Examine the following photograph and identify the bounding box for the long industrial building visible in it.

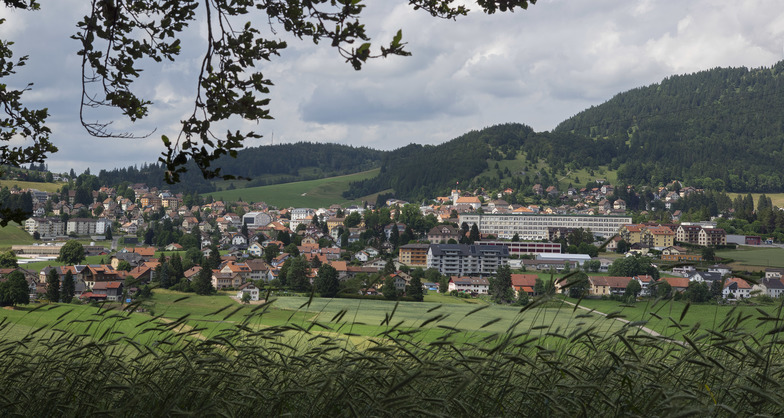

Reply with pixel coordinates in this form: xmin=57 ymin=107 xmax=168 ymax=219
xmin=458 ymin=213 xmax=632 ymax=240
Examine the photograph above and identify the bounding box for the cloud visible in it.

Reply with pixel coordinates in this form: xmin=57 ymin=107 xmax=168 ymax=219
xmin=2 ymin=0 xmax=784 ymax=174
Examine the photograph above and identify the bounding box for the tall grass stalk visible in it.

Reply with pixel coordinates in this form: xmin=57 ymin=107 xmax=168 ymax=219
xmin=1 ymin=293 xmax=784 ymax=416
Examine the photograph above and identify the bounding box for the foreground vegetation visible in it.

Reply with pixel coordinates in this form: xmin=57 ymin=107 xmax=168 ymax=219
xmin=2 ymin=289 xmax=784 ymax=415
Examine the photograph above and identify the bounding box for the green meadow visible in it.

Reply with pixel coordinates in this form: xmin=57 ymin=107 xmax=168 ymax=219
xmin=0 ymin=223 xmax=35 ymax=251
xmin=0 ymin=179 xmax=65 ymax=193
xmin=717 ymin=246 xmax=784 ymax=269
xmin=204 ymin=169 xmax=380 ymax=207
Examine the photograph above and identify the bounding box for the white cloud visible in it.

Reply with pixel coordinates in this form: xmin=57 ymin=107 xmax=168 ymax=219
xmin=2 ymin=0 xmax=784 ymax=174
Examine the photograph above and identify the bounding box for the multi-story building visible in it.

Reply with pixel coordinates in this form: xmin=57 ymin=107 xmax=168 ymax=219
xmin=676 ymin=224 xmax=701 ymax=244
xmin=427 ymin=244 xmax=509 ymax=276
xmin=641 ymin=225 xmax=675 ymax=248
xmin=458 ymin=213 xmax=631 ymax=241
xmin=24 ymin=217 xmax=65 ymax=237
xmin=476 ymin=240 xmax=561 ymax=256
xmin=398 ymin=243 xmax=430 ymax=267
xmin=698 ymin=228 xmax=727 ymax=246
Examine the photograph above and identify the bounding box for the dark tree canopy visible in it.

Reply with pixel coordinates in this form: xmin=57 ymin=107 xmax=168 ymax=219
xmin=57 ymin=241 xmax=86 ymax=265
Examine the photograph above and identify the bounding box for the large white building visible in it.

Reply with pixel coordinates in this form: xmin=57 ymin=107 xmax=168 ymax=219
xmin=427 ymin=244 xmax=509 ymax=277
xmin=458 ymin=213 xmax=632 ymax=241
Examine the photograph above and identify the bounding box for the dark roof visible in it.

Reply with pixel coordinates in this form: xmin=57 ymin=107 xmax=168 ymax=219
xmin=429 ymin=244 xmax=509 ymax=257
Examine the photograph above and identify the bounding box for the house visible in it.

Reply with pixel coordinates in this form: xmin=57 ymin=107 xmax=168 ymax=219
xmin=91 ymin=281 xmax=124 ymax=301
xmin=447 ymin=276 xmax=490 ymax=294
xmin=354 ymin=251 xmax=369 ymax=262
xmin=427 ymin=225 xmax=460 ymax=244
xmin=688 ymin=271 xmax=723 ymax=284
xmin=247 ymin=242 xmax=264 ymax=257
xmin=237 ymin=282 xmax=261 ymax=301
xmin=661 ymin=246 xmax=702 ymax=262
xmin=752 ymin=278 xmax=784 ymax=298
xmin=511 ymin=273 xmax=537 ymax=296
xmin=389 ymin=272 xmax=412 ymax=293
xmin=164 ymin=243 xmax=183 ymax=251
xmin=634 ymin=275 xmax=655 ymax=296
xmin=708 ymin=264 xmax=732 ymax=277
xmin=661 ymin=276 xmax=690 ymax=293
xmin=588 ymin=276 xmax=632 ymax=296
xmin=723 ymin=277 xmax=751 ymax=300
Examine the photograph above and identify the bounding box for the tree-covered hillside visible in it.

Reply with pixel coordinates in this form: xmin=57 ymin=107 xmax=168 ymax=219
xmin=98 ymin=143 xmax=383 ymax=193
xmin=556 ymin=61 xmax=784 ymax=192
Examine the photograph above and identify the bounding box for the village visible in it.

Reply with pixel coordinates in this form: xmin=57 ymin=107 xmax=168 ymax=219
xmin=2 ymin=177 xmax=780 ymax=308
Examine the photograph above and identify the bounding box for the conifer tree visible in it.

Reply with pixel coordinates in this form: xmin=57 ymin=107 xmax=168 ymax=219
xmin=46 ymin=268 xmax=60 ymax=302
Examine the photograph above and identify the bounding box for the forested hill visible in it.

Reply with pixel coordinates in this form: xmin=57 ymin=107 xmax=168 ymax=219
xmin=555 ymin=61 xmax=784 ymax=192
xmin=342 ymin=123 xmax=619 ymax=201
xmin=98 ymin=143 xmax=383 ymax=193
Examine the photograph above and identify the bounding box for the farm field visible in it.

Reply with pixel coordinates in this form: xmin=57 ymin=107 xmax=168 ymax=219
xmin=204 ymin=169 xmax=380 ymax=208
xmin=716 ymin=246 xmax=784 ymax=269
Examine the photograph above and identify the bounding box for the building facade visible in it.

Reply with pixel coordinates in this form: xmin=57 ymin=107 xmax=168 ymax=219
xmin=459 ymin=213 xmax=631 ymax=241
xmin=427 ymin=244 xmax=509 ymax=276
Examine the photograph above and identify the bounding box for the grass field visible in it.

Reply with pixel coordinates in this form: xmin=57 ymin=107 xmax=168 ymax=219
xmin=0 ymin=223 xmax=35 ymax=251
xmin=716 ymin=246 xmax=784 ymax=269
xmin=563 ymin=296 xmax=779 ymax=339
xmin=4 ymin=290 xmax=784 ymax=415
xmin=18 ymin=255 xmax=108 ymax=271
xmin=0 ymin=179 xmax=65 ymax=193
xmin=204 ymin=169 xmax=380 ymax=207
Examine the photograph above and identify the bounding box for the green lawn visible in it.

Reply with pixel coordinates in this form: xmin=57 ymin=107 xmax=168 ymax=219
xmin=0 ymin=223 xmax=35 ymax=251
xmin=716 ymin=246 xmax=784 ymax=269
xmin=204 ymin=169 xmax=380 ymax=207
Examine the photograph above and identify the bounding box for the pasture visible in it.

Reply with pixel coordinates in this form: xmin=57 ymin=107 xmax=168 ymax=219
xmin=204 ymin=169 xmax=380 ymax=207
xmin=717 ymin=246 xmax=784 ymax=269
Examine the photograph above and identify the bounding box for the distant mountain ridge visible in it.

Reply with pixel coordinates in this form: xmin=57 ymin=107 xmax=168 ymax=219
xmin=100 ymin=60 xmax=784 ymax=198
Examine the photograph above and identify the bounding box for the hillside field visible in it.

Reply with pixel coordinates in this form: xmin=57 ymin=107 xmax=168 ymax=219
xmin=0 ymin=179 xmax=64 ymax=193
xmin=204 ymin=169 xmax=380 ymax=207
xmin=0 ymin=223 xmax=35 ymax=251
xmin=728 ymin=192 xmax=784 ymax=208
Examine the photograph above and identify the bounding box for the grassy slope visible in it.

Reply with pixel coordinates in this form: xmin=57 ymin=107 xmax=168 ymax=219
xmin=0 ymin=223 xmax=35 ymax=251
xmin=0 ymin=180 xmax=65 ymax=193
xmin=204 ymin=169 xmax=380 ymax=207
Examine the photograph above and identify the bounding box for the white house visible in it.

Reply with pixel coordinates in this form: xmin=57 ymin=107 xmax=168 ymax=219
xmin=447 ymin=276 xmax=489 ymax=295
xmin=237 ymin=283 xmax=260 ymax=301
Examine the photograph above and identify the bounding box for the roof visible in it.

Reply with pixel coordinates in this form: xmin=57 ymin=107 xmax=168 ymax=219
xmin=589 ymin=276 xmax=632 ymax=288
xmin=449 ymin=276 xmax=490 ymax=286
xmin=724 ymin=277 xmax=751 ymax=289
xmin=511 ymin=274 xmax=538 ymax=288
xmin=662 ymin=276 xmax=690 ymax=288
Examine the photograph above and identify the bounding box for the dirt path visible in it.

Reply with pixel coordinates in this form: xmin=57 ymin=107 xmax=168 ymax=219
xmin=562 ymin=300 xmax=686 ymax=346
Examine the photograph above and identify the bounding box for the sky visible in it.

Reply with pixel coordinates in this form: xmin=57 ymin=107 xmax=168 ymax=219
xmin=2 ymin=0 xmax=784 ymax=175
